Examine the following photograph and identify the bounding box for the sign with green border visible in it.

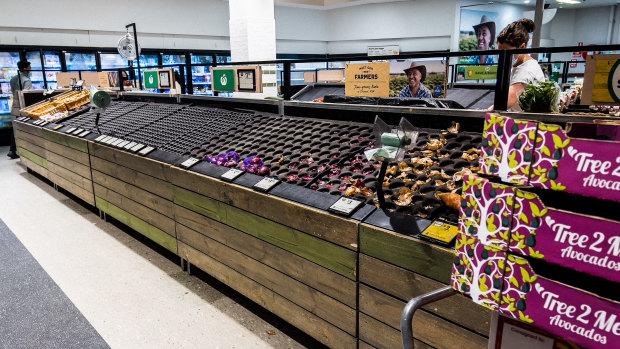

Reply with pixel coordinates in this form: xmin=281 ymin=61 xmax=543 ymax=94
xmin=143 ymin=71 xmax=159 ymax=88
xmin=464 ymin=66 xmax=497 ymax=80
xmin=212 ymin=69 xmax=236 ymax=91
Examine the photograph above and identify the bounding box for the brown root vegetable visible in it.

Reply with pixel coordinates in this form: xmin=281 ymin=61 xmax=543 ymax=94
xmin=437 ymin=192 xmax=462 ymax=211
xmin=448 ymin=121 xmax=460 ymax=134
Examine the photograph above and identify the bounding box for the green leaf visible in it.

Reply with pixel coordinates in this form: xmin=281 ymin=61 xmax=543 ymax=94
xmin=519 ymin=212 xmax=529 ymax=224
xmin=541 ymin=146 xmax=551 ymax=157
xmin=530 ymin=202 xmax=541 ymax=217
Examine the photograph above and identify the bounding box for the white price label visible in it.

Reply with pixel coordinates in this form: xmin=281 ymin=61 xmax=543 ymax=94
xmin=116 ymin=140 xmax=130 ymax=148
xmin=105 ymin=137 xmax=118 ymax=145
xmin=329 ymin=197 xmax=363 ymax=216
xmin=254 ymin=177 xmax=280 ymax=192
xmin=78 ymin=130 xmax=91 ymax=138
xmin=39 ymin=121 xmax=49 ymax=127
xmin=110 ymin=138 xmax=124 ymax=146
xmin=221 ymin=168 xmax=244 ymax=181
xmin=181 ymin=157 xmax=200 ymax=169
xmin=138 ymin=146 xmax=155 ymax=156
xmin=123 ymin=141 xmax=138 ymax=150
xmin=72 ymin=128 xmax=84 ymax=135
xmin=131 ymin=144 xmax=145 ymax=152
xmin=65 ymin=127 xmax=77 ymax=134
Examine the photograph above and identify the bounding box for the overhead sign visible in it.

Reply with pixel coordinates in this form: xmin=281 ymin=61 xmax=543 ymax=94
xmin=464 ymin=66 xmax=497 ymax=80
xmin=345 ymin=62 xmax=390 ymax=97
xmin=582 ymin=54 xmax=620 ymax=105
xmin=368 ymin=45 xmax=400 ymax=57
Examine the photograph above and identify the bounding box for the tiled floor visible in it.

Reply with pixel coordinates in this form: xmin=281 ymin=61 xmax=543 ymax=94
xmin=0 ymin=145 xmax=313 ymax=349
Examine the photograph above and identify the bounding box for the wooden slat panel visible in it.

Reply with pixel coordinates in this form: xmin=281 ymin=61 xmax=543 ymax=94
xmin=360 ymin=224 xmax=453 ymax=284
xmin=175 ymin=205 xmax=356 ymax=308
xmin=13 ymin=122 xmax=43 ymax=137
xmin=48 ymin=163 xmax=93 ymax=192
xmin=174 ymin=186 xmax=357 ymax=280
xmin=93 ymin=170 xmax=174 ymax=219
xmin=47 ymin=152 xmax=91 ymax=179
xmin=14 ymin=130 xmax=46 ymax=148
xmin=94 ymin=184 xmax=175 ymax=236
xmin=179 ymin=243 xmax=356 ymax=349
xmin=177 ymin=224 xmax=356 ymax=335
xmin=359 ymin=313 xmax=433 ymax=349
xmin=16 ymin=147 xmax=47 ymax=169
xmin=96 ymin=197 xmax=177 ymax=254
xmin=359 ymin=284 xmax=488 ymax=349
xmin=42 ymin=129 xmax=88 ymax=153
xmin=20 ymin=156 xmax=49 ymax=179
xmin=15 ymin=139 xmax=46 ymax=159
xmin=90 ymin=156 xmax=173 ymax=200
xmin=48 ymin=173 xmax=95 ymax=206
xmin=168 ymin=166 xmax=358 ymax=250
xmin=45 ymin=140 xmax=90 ymax=165
xmin=359 ymin=341 xmax=378 ymax=349
xmin=360 ymin=254 xmax=491 ymax=335
xmin=89 ymin=142 xmax=169 ymax=181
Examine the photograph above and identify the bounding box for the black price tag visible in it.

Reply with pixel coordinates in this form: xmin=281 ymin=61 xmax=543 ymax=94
xmin=53 ymin=124 xmax=64 ymax=130
xmin=328 ymin=197 xmax=364 ymax=217
xmin=65 ymin=127 xmax=77 ymax=134
xmin=220 ymin=168 xmax=244 ymax=182
xmin=78 ymin=130 xmax=91 ymax=138
xmin=95 ymin=135 xmax=107 ymax=142
xmin=123 ymin=141 xmax=138 ymax=150
xmin=138 ymin=146 xmax=155 ymax=156
xmin=253 ymin=177 xmax=280 ymax=192
xmin=180 ymin=157 xmax=200 ymax=169
xmin=130 ymin=144 xmax=145 ymax=153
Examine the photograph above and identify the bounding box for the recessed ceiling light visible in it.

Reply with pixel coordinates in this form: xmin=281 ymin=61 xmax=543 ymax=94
xmin=556 ymin=0 xmax=580 ymax=4
xmin=524 ymin=0 xmax=530 ymax=3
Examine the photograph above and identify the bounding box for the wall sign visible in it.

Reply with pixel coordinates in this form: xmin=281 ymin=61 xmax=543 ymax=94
xmin=144 ymin=71 xmax=159 ymax=89
xmin=143 ymin=69 xmax=175 ymax=89
xmin=367 ymin=45 xmax=400 ymax=57
xmin=345 ymin=62 xmax=390 ymax=97
xmin=212 ymin=69 xmax=236 ymax=92
xmin=464 ymin=66 xmax=497 ymax=80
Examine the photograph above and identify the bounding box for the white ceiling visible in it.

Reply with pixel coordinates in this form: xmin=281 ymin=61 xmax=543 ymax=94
xmin=484 ymin=0 xmax=619 ymax=9
xmin=273 ymin=0 xmax=620 ymax=9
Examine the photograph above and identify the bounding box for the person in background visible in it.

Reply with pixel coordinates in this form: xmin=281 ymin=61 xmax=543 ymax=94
xmin=493 ymin=19 xmax=545 ymax=111
xmin=7 ymin=60 xmax=32 ymax=159
xmin=472 ymin=15 xmax=496 ymax=64
xmin=399 ymin=62 xmax=432 ymax=99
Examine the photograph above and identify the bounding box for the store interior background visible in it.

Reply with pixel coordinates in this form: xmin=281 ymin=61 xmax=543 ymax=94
xmin=2 ymin=0 xmax=618 ymax=58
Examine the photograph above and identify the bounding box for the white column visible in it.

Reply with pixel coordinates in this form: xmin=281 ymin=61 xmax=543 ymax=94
xmin=229 ymin=0 xmax=277 ymax=98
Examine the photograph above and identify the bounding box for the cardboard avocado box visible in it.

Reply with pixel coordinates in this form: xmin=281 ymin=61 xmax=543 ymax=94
xmin=459 ymin=174 xmax=620 ymax=284
xmin=451 ymin=231 xmax=620 ymax=349
xmin=480 ymin=113 xmax=620 ymax=203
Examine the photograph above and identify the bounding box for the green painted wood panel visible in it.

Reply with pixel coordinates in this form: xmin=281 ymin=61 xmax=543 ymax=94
xmin=174 ymin=186 xmax=357 ymax=280
xmin=96 ymin=197 xmax=177 ymax=254
xmin=359 ymin=224 xmax=453 ymax=284
xmin=42 ymin=129 xmax=88 ymax=153
xmin=17 ymin=147 xmax=48 ymax=169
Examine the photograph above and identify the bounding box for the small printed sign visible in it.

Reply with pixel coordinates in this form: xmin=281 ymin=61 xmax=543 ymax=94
xmin=110 ymin=139 xmax=124 ymax=147
xmin=130 ymin=144 xmax=145 ymax=152
xmin=138 ymin=146 xmax=155 ymax=156
xmin=367 ymin=45 xmax=400 ymax=57
xmin=144 ymin=71 xmax=159 ymax=89
xmin=53 ymin=124 xmax=64 ymax=130
xmin=220 ymin=168 xmax=244 ymax=182
xmin=421 ymin=220 xmax=458 ymax=246
xmin=464 ymin=66 xmax=497 ymax=80
xmin=104 ymin=137 xmax=118 ymax=145
xmin=78 ymin=130 xmax=91 ymax=138
xmin=345 ymin=62 xmax=390 ymax=97
xmin=253 ymin=177 xmax=280 ymax=192
xmin=212 ymin=69 xmax=236 ymax=91
xmin=123 ymin=141 xmax=138 ymax=150
xmin=116 ymin=140 xmax=130 ymax=148
xmin=180 ymin=157 xmax=200 ymax=169
xmin=65 ymin=127 xmax=77 ymax=134
xmin=71 ymin=128 xmax=84 ymax=135
xmin=328 ymin=197 xmax=364 ymax=216
xmin=39 ymin=121 xmax=49 ymax=127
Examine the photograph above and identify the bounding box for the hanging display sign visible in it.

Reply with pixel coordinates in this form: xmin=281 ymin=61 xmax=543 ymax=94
xmin=344 ymin=62 xmax=390 ymax=97
xmin=582 ymin=54 xmax=620 ymax=105
xmin=117 ymin=33 xmax=140 ymax=60
xmin=367 ymin=45 xmax=400 ymax=57
xmin=143 ymin=69 xmax=175 ymax=89
xmin=464 ymin=66 xmax=497 ymax=80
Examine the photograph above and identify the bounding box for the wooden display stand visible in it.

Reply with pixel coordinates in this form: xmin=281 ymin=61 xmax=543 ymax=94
xmin=358 ymin=223 xmax=492 ymax=349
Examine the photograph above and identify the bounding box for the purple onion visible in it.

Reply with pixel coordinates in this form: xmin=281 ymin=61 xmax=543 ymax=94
xmin=258 ymin=166 xmax=271 ymax=176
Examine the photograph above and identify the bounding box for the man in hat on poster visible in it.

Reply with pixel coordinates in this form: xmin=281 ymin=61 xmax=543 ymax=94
xmin=471 ymin=15 xmax=496 ymax=64
xmin=399 ymin=62 xmax=432 ymax=98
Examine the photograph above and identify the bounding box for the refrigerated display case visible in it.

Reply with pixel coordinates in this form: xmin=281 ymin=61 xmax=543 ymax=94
xmin=191 ymin=54 xmax=213 ymax=95
xmin=65 ymin=52 xmax=96 ymax=71
xmin=100 ymin=53 xmax=129 ymax=69
xmin=25 ymin=51 xmax=45 ymax=90
xmin=0 ymin=51 xmax=20 ymax=128
xmin=43 ymin=52 xmax=62 ymax=89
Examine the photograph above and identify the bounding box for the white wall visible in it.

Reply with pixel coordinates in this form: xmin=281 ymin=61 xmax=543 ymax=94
xmin=325 ymin=0 xmax=457 ymax=54
xmin=274 ymin=6 xmax=329 ymax=53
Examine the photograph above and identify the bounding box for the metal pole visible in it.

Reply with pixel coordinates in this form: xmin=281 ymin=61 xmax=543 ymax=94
xmin=283 ymin=61 xmax=292 ymax=100
xmin=126 ymin=23 xmax=143 ymax=90
xmin=531 ymin=0 xmax=545 ymax=60
xmin=401 ymin=286 xmax=456 ymax=349
xmin=493 ymin=50 xmax=511 ymax=111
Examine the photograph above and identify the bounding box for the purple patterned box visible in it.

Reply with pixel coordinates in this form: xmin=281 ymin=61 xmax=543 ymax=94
xmin=498 ymin=255 xmax=620 ymax=349
xmin=461 ymin=174 xmax=620 ymax=283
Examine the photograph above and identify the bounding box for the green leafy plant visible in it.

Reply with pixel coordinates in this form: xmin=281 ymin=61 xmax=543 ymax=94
xmin=518 ymin=81 xmax=560 ymax=113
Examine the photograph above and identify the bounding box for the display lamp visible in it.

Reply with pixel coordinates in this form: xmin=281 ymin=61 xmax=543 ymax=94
xmin=365 ymin=116 xmax=419 ymax=209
